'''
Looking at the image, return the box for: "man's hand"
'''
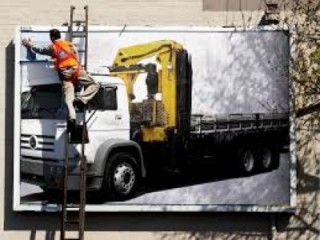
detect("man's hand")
[22,38,32,48]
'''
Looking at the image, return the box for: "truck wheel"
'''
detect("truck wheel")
[238,148,257,175]
[103,152,139,200]
[261,147,272,171]
[259,146,280,171]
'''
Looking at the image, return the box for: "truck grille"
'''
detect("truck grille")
[20,134,55,152]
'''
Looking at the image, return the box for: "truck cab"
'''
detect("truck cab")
[20,78,146,200]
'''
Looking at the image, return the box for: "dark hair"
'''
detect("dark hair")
[49,29,61,41]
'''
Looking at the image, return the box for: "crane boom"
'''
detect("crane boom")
[108,40,191,143]
[112,40,183,67]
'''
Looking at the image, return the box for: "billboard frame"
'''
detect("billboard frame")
[13,25,296,212]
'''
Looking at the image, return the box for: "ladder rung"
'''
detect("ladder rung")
[66,206,80,209]
[66,204,80,210]
[71,31,86,34]
[77,50,86,53]
[65,238,80,240]
[86,171,97,177]
[65,219,80,225]
[73,20,86,24]
[71,34,86,39]
[71,31,86,36]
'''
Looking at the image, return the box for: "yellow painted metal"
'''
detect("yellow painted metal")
[110,40,184,142]
[112,40,183,68]
[142,127,166,142]
[108,71,143,102]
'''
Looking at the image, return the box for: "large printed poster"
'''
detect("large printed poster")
[14,26,295,211]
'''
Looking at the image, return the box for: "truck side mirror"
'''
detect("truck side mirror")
[88,86,118,110]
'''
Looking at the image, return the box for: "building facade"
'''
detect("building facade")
[0,0,318,239]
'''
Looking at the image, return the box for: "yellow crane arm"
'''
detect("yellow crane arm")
[109,40,186,142]
[112,40,183,68]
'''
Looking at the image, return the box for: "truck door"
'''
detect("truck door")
[84,85,130,162]
[87,85,129,133]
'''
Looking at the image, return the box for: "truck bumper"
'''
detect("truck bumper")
[20,155,103,191]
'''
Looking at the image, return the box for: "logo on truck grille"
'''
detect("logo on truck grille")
[29,135,37,149]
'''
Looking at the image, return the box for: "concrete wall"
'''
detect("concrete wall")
[0,0,318,239]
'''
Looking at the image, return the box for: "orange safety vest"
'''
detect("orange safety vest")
[52,40,80,82]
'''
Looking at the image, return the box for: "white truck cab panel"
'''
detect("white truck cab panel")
[83,81,130,163]
[20,79,141,193]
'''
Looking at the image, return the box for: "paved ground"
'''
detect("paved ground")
[20,153,290,206]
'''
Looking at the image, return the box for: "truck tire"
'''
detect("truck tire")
[238,148,257,176]
[102,152,139,200]
[259,146,280,172]
[261,146,273,171]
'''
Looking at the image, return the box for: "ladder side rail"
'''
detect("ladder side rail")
[84,5,89,70]
[61,130,70,240]
[69,5,75,42]
[79,6,89,240]
[79,110,87,240]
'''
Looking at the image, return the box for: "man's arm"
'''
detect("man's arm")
[22,38,54,56]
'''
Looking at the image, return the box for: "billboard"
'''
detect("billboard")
[14,26,295,212]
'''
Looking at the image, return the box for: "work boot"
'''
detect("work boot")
[67,119,76,133]
[69,124,89,144]
[73,99,86,111]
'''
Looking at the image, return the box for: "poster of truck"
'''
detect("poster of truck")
[14,26,295,212]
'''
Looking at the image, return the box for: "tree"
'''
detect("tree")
[285,0,320,118]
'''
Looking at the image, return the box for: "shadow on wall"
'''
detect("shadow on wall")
[3,30,319,240]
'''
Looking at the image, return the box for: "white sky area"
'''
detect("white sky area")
[20,29,289,114]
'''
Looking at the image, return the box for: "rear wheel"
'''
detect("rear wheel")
[261,147,272,170]
[238,148,257,176]
[102,152,139,200]
[259,146,280,172]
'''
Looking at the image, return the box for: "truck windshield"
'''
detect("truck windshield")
[21,84,65,119]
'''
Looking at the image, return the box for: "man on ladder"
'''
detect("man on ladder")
[23,7,93,239]
[22,28,99,138]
